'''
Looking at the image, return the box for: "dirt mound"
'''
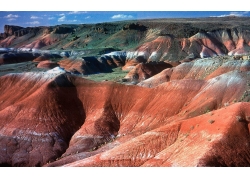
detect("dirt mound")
[58,57,115,75]
[37,60,58,69]
[99,55,126,68]
[33,55,50,62]
[124,62,173,83]
[138,68,173,88]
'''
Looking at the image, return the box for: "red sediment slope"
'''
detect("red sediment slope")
[125,29,250,69]
[58,59,85,74]
[1,58,250,167]
[0,73,85,166]
[36,60,58,69]
[138,58,250,87]
[124,62,172,82]
[58,57,121,75]
[63,102,250,167]
[33,55,50,62]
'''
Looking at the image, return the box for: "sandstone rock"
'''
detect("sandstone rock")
[4,25,23,36]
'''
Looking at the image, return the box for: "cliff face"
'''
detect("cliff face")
[4,25,23,36]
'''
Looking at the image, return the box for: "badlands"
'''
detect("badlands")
[1,16,250,166]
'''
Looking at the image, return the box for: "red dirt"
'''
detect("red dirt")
[36,60,58,69]
[124,62,172,82]
[0,73,85,166]
[1,58,250,167]
[58,59,85,74]
[33,55,50,62]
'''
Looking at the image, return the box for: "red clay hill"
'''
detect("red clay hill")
[0,56,250,166]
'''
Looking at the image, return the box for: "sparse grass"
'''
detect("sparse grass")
[84,67,129,82]
[205,107,211,114]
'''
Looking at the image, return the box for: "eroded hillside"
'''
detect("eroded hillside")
[1,17,250,167]
[0,56,250,166]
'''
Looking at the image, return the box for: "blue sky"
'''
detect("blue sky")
[0,11,249,33]
[0,0,249,33]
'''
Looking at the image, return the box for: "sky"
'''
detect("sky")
[0,11,250,33]
[0,0,249,33]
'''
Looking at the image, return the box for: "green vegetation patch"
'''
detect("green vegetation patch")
[84,67,129,82]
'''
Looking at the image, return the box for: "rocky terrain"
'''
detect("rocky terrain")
[1,17,250,167]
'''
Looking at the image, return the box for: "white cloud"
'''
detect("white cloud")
[66,19,78,23]
[230,11,249,16]
[4,14,19,19]
[58,16,66,22]
[26,21,40,25]
[48,17,55,20]
[59,13,65,16]
[85,16,91,19]
[211,11,249,17]
[30,16,43,19]
[69,11,87,14]
[31,16,38,19]
[7,18,16,21]
[111,14,133,19]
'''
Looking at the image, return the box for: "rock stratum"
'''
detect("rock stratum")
[1,17,250,167]
[0,57,250,167]
[1,17,250,63]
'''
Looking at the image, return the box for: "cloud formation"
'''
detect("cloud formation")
[26,21,40,25]
[4,14,20,21]
[58,16,66,22]
[30,16,42,19]
[69,11,87,14]
[48,17,55,20]
[211,11,249,17]
[6,18,16,21]
[85,16,91,19]
[4,14,19,18]
[111,14,133,19]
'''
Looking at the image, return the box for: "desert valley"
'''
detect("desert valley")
[1,16,250,167]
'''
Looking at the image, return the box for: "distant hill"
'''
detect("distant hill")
[1,16,250,60]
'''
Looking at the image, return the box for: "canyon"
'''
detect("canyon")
[0,16,250,166]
